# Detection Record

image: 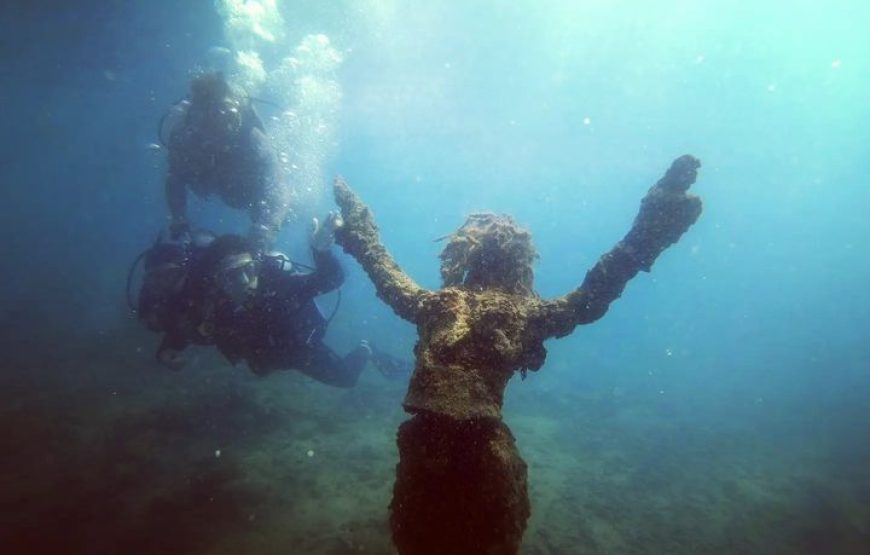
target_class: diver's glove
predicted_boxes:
[311,211,344,252]
[248,223,276,255]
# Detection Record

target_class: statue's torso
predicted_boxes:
[404,288,548,420]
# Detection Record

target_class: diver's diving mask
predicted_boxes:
[187,95,243,137]
[216,253,258,302]
[212,96,243,135]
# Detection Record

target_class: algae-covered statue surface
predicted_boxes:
[333,155,703,555]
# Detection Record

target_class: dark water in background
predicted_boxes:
[1,1,868,553]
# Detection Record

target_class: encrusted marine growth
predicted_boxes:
[439,213,538,296]
[333,156,703,555]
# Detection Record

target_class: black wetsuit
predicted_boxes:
[212,249,369,386]
[166,104,290,234]
[153,248,369,387]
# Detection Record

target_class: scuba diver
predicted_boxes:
[331,155,704,555]
[135,213,409,387]
[162,71,291,251]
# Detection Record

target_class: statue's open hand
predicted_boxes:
[656,155,700,194]
[625,155,703,270]
[644,155,703,229]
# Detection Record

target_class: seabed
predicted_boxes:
[2,326,867,554]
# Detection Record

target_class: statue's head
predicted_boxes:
[439,213,538,296]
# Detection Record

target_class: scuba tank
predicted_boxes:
[127,230,215,332]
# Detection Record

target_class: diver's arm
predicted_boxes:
[534,155,703,338]
[293,248,345,298]
[333,177,431,323]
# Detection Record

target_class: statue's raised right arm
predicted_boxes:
[333,177,432,324]
[534,155,703,339]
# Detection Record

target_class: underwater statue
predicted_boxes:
[332,155,703,555]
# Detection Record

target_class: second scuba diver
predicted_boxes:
[163,71,291,251]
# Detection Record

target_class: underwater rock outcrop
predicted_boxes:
[333,155,702,555]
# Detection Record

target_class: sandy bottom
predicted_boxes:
[2,330,868,554]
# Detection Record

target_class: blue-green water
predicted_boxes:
[1,1,868,553]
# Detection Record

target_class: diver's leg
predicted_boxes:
[295,341,370,388]
[390,413,530,555]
